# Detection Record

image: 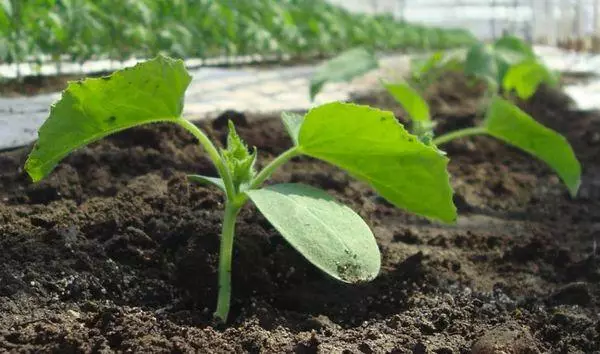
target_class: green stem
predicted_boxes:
[176,119,236,199]
[432,127,488,146]
[248,146,301,191]
[214,202,241,322]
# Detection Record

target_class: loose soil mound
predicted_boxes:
[0,77,598,352]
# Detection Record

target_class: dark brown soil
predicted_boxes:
[0,77,599,353]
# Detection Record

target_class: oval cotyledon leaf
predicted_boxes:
[247,183,380,283]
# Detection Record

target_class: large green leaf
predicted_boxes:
[309,47,378,101]
[25,55,191,182]
[298,102,456,223]
[247,183,380,283]
[502,59,559,99]
[382,82,430,122]
[484,98,581,196]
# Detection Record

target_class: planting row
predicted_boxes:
[0,0,476,75]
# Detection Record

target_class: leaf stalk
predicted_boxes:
[248,146,301,191]
[176,119,237,200]
[432,126,487,146]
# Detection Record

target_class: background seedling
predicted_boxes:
[25,56,457,322]
[310,35,558,104]
[309,29,477,100]
[395,37,579,196]
[414,35,559,100]
[383,81,581,197]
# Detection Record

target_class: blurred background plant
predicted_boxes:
[0,0,477,79]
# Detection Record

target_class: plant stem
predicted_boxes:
[432,127,488,146]
[248,146,301,190]
[176,119,236,199]
[214,202,241,322]
[213,146,301,321]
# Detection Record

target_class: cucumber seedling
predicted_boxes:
[382,80,581,197]
[25,56,457,322]
[387,37,580,196]
[412,35,559,100]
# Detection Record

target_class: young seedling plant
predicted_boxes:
[381,80,581,197]
[25,56,458,322]
[310,35,558,104]
[384,37,580,197]
[411,35,560,101]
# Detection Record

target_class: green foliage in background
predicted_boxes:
[309,31,476,100]
[0,0,476,75]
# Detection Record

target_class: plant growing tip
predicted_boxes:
[25,56,457,322]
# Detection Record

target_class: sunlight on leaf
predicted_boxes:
[25,55,191,182]
[298,102,456,223]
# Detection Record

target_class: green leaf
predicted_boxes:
[494,35,535,57]
[411,51,445,79]
[247,183,380,283]
[382,82,430,122]
[484,98,581,196]
[463,36,538,89]
[309,47,378,101]
[281,111,304,145]
[464,42,499,88]
[0,0,11,28]
[412,51,464,77]
[493,35,535,67]
[502,59,558,99]
[25,55,191,182]
[298,102,456,223]
[493,35,536,83]
[188,174,226,192]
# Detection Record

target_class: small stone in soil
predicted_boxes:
[471,321,540,354]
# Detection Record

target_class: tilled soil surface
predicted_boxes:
[0,77,599,353]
